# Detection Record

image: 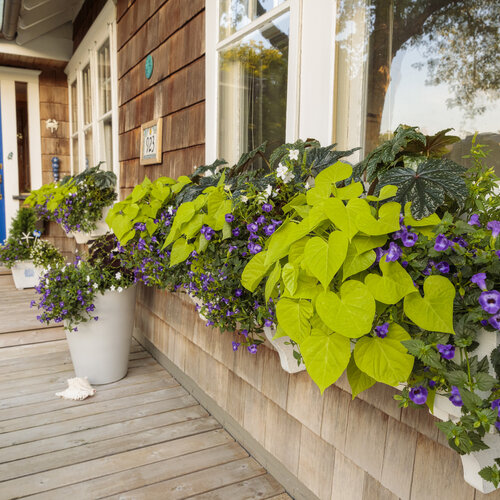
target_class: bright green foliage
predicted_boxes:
[275,298,313,344]
[404,275,456,334]
[346,357,376,398]
[241,251,271,293]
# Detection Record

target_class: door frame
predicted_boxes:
[0,67,42,235]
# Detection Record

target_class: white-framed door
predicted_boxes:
[0,66,42,235]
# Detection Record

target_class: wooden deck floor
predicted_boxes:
[0,272,290,500]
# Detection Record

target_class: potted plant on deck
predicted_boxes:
[32,234,136,384]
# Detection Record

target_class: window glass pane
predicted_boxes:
[219,0,285,40]
[218,11,289,165]
[82,64,92,126]
[98,39,112,116]
[84,128,93,170]
[99,117,113,171]
[72,137,79,172]
[335,0,500,174]
[15,82,30,193]
[70,81,78,130]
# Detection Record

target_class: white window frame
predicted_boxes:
[66,0,120,194]
[205,0,337,164]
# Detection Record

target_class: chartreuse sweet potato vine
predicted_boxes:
[241,161,455,393]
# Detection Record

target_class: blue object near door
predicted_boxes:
[0,100,6,243]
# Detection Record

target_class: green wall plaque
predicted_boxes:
[145,55,154,79]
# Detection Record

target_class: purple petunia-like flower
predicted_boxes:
[496,250,500,259]
[225,213,235,223]
[234,289,243,297]
[471,273,488,291]
[375,322,389,338]
[491,399,500,415]
[449,386,463,407]
[409,386,428,405]
[401,231,418,247]
[437,343,455,360]
[434,234,450,251]
[263,224,276,236]
[487,221,500,238]
[453,236,468,248]
[262,203,273,213]
[247,222,259,233]
[248,242,262,255]
[478,290,500,314]
[241,329,249,338]
[232,341,240,351]
[247,344,258,354]
[385,242,402,262]
[232,228,240,237]
[428,380,437,389]
[490,314,500,330]
[468,214,481,227]
[436,261,450,274]
[264,319,273,327]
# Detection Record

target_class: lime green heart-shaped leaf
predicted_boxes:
[352,201,402,236]
[303,231,349,289]
[276,298,313,344]
[241,251,271,292]
[404,276,455,334]
[316,281,375,338]
[265,261,281,303]
[323,198,359,240]
[333,181,364,200]
[300,329,351,393]
[349,235,388,255]
[170,237,195,267]
[365,257,416,304]
[353,323,414,386]
[288,237,309,266]
[306,185,330,206]
[346,356,376,398]
[283,274,323,300]
[366,185,398,202]
[315,161,353,189]
[342,247,376,281]
[282,263,299,296]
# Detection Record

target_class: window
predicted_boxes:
[334,0,500,173]
[206,0,338,165]
[66,1,119,186]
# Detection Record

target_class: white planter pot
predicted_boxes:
[264,327,306,374]
[11,260,43,289]
[69,207,110,244]
[65,286,137,385]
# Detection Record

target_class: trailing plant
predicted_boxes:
[29,239,64,269]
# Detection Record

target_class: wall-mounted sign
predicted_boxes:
[140,118,162,165]
[145,55,154,79]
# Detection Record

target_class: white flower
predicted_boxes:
[224,184,232,192]
[289,149,299,161]
[167,206,174,215]
[276,163,288,178]
[117,286,123,293]
[241,195,249,203]
[93,283,98,289]
[115,272,122,280]
[203,169,214,177]
[305,181,311,190]
[264,184,273,198]
[86,275,90,282]
[110,285,116,291]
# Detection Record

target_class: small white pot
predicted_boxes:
[65,286,136,385]
[11,260,43,289]
[263,327,306,374]
[69,207,110,244]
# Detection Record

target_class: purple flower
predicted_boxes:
[247,222,259,233]
[428,380,437,389]
[478,290,500,314]
[234,289,243,297]
[225,214,235,223]
[263,224,275,236]
[201,226,215,241]
[30,300,36,308]
[255,215,266,225]
[401,231,418,247]
[375,247,385,262]
[487,221,500,238]
[409,386,428,405]
[248,242,262,255]
[385,242,402,262]
[134,222,146,231]
[480,319,489,327]
[496,250,500,259]
[232,341,240,351]
[375,322,389,338]
[241,329,249,338]
[264,319,273,327]
[228,245,237,253]
[468,214,481,227]
[449,386,463,407]
[437,343,455,360]
[453,237,468,248]
[471,273,488,291]
[434,234,450,251]
[491,399,500,415]
[262,203,273,213]
[489,314,500,330]
[435,261,450,274]
[232,228,240,237]
[94,316,99,321]
[247,344,257,354]
[401,260,408,268]
[496,421,500,432]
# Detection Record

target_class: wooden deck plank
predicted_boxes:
[0,416,221,482]
[185,474,285,499]
[0,327,66,347]
[103,457,267,500]
[0,430,234,499]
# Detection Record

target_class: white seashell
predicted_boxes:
[56,377,96,400]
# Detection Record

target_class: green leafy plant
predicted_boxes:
[29,239,64,269]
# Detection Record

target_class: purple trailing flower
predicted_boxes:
[478,290,500,314]
[248,242,262,255]
[491,399,500,415]
[264,319,273,327]
[385,242,402,262]
[468,214,481,227]
[487,221,500,238]
[228,245,237,253]
[255,215,266,225]
[262,203,273,213]
[240,329,249,338]
[434,234,450,251]
[496,421,500,432]
[401,231,418,247]
[247,344,257,354]
[232,341,240,351]
[263,224,275,236]
[437,343,455,360]
[496,250,500,259]
[401,260,409,268]
[435,261,450,274]
[247,222,259,233]
[409,386,428,405]
[375,322,389,338]
[480,319,489,327]
[234,288,243,297]
[232,228,240,237]
[428,380,437,389]
[134,222,146,231]
[453,237,468,248]
[201,225,215,241]
[489,314,500,330]
[449,386,463,407]
[375,247,385,263]
[225,213,235,223]
[471,273,488,291]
